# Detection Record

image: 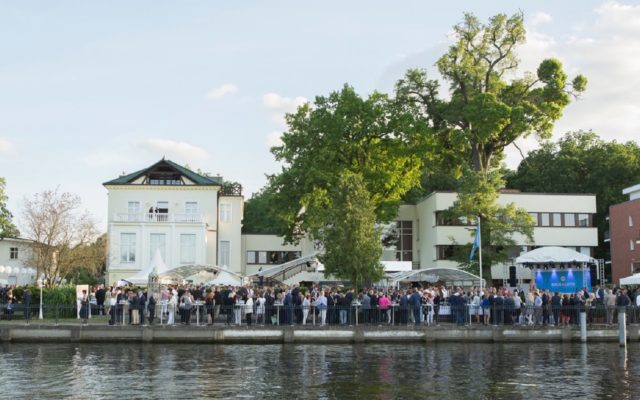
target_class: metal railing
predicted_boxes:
[113,213,203,223]
[2,302,639,328]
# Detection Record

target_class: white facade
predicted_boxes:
[104,160,244,284]
[0,238,36,285]
[394,191,598,281]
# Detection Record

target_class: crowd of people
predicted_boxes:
[81,282,640,327]
[2,282,640,327]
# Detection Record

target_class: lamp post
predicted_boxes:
[37,275,44,320]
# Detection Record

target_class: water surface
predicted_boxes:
[0,342,637,399]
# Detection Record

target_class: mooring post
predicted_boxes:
[618,308,627,347]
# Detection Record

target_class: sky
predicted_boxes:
[1,0,639,232]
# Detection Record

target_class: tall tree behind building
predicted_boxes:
[507,130,640,261]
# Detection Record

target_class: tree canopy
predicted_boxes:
[507,130,640,260]
[269,84,430,243]
[21,188,99,287]
[392,12,586,278]
[395,12,586,178]
[0,177,19,238]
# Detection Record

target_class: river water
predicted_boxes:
[0,342,637,399]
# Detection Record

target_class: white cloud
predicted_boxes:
[266,131,284,149]
[263,93,308,125]
[530,12,552,26]
[0,138,15,155]
[206,83,238,99]
[135,138,209,161]
[596,1,640,34]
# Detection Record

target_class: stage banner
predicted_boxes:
[534,270,592,294]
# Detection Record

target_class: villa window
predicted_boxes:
[220,203,232,223]
[120,233,136,262]
[180,234,196,264]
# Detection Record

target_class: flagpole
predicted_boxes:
[478,216,483,293]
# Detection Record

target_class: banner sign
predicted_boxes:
[534,270,592,294]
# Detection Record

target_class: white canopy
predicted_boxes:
[205,267,242,286]
[515,246,596,265]
[620,273,640,286]
[125,249,171,285]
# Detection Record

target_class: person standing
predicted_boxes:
[410,288,422,325]
[95,285,106,316]
[147,294,156,325]
[313,291,327,326]
[23,288,32,321]
[551,292,562,326]
[138,290,146,326]
[605,289,617,325]
[302,294,311,325]
[245,295,254,326]
[79,290,90,325]
[108,292,117,325]
[167,292,177,325]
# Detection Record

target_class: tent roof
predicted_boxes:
[160,264,243,284]
[620,273,640,285]
[384,267,484,287]
[125,249,171,284]
[205,269,243,286]
[255,254,320,278]
[515,246,596,265]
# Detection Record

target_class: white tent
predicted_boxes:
[125,249,171,285]
[515,246,596,265]
[620,273,640,286]
[205,267,242,286]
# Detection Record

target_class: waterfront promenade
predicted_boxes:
[1,322,637,344]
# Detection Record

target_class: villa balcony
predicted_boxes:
[113,213,203,224]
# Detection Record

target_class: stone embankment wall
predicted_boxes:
[1,325,638,343]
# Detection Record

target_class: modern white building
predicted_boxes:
[103,159,243,284]
[391,191,599,283]
[0,237,36,286]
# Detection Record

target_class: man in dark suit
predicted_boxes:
[551,292,562,326]
[95,285,106,315]
[23,289,32,321]
[139,291,147,326]
[410,288,422,325]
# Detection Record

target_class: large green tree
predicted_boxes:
[269,84,430,244]
[507,130,640,261]
[394,12,586,279]
[320,171,384,289]
[242,187,284,234]
[0,177,19,238]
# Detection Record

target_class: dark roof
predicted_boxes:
[103,159,222,186]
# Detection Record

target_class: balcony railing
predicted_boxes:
[114,213,203,223]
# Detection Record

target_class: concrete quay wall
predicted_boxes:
[1,325,638,344]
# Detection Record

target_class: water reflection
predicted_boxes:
[0,342,638,399]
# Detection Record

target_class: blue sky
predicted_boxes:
[1,1,639,231]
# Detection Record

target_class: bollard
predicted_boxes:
[618,309,627,347]
[579,310,587,343]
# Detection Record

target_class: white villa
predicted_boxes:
[0,237,36,286]
[104,159,242,284]
[104,160,598,286]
